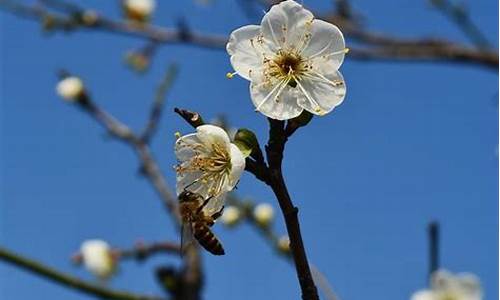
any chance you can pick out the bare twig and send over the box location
[429,0,492,49]
[0,246,165,300]
[141,64,178,143]
[0,0,497,69]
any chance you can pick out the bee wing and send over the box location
[180,222,195,255]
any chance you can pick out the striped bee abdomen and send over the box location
[193,222,225,255]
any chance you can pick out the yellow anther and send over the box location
[344,48,350,54]
[175,131,181,139]
[226,72,236,79]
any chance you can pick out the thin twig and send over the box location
[0,246,165,300]
[141,64,178,143]
[429,0,492,49]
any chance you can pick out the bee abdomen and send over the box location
[193,222,225,255]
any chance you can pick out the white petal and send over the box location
[250,80,304,120]
[176,168,205,196]
[202,192,227,216]
[410,290,436,300]
[260,0,314,50]
[302,19,346,70]
[196,125,231,150]
[227,143,245,190]
[296,69,346,116]
[227,25,267,80]
[455,273,482,299]
[432,270,456,290]
[174,133,202,162]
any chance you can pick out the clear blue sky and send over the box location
[1,1,498,299]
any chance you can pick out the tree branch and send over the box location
[0,0,497,69]
[175,109,319,300]
[264,118,319,300]
[0,246,165,300]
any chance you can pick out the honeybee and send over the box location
[178,190,225,256]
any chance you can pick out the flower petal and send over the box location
[227,25,267,80]
[227,143,245,190]
[302,19,346,70]
[260,0,314,50]
[296,69,346,116]
[174,133,202,162]
[250,79,304,120]
[455,273,482,298]
[196,125,231,150]
[410,290,435,300]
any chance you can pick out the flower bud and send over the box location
[234,128,264,162]
[81,10,99,26]
[125,51,150,73]
[220,205,241,227]
[277,235,290,253]
[123,0,156,22]
[253,203,274,227]
[56,76,85,102]
[80,239,115,280]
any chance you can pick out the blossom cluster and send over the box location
[174,0,347,216]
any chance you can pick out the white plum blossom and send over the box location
[80,240,115,280]
[411,270,482,300]
[226,0,347,120]
[56,76,84,101]
[175,125,245,214]
[123,0,156,22]
[221,205,241,226]
[253,203,274,226]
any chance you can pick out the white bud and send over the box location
[277,235,290,253]
[80,240,114,280]
[56,76,84,101]
[221,206,241,226]
[253,203,274,226]
[123,0,156,21]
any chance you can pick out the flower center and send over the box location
[176,141,232,196]
[265,49,311,88]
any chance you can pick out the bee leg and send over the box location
[196,196,214,214]
[211,206,225,221]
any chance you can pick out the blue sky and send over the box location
[0,1,498,300]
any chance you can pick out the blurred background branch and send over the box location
[0,0,497,69]
[52,67,204,300]
[0,246,166,300]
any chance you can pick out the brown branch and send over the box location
[175,108,319,300]
[0,0,497,69]
[264,119,319,300]
[0,246,165,300]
